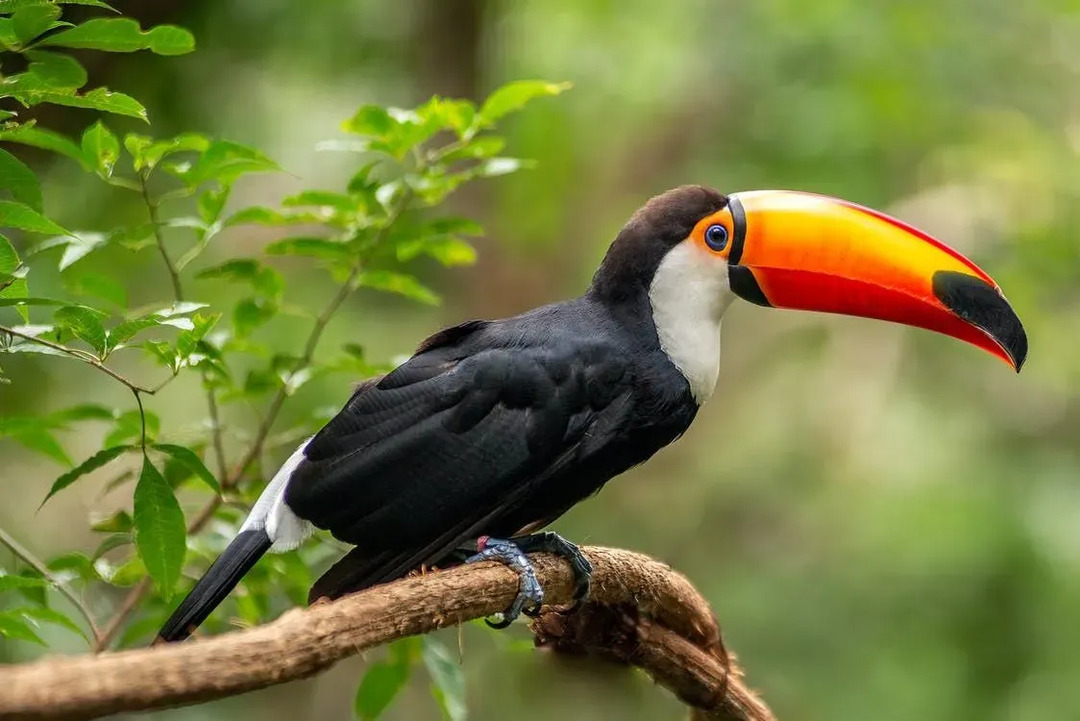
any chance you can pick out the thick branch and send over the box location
[0,547,774,721]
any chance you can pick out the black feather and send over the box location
[156,529,272,643]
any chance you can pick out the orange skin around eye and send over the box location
[690,208,736,258]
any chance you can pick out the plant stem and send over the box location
[0,325,162,394]
[141,171,184,303]
[0,525,103,646]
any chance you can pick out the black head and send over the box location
[589,186,728,303]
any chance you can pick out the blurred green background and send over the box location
[3,0,1080,719]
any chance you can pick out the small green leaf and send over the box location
[197,259,283,300]
[141,339,178,370]
[0,573,46,592]
[25,50,87,89]
[0,611,45,644]
[197,186,230,224]
[422,637,466,721]
[133,455,185,600]
[80,120,119,177]
[11,2,58,44]
[264,237,351,262]
[0,233,19,274]
[2,423,70,465]
[0,148,42,211]
[175,312,219,358]
[0,200,70,235]
[476,157,528,177]
[53,305,106,354]
[232,296,276,338]
[90,509,132,533]
[358,270,440,305]
[38,18,194,55]
[342,105,396,139]
[32,231,109,271]
[104,408,159,447]
[479,80,571,125]
[20,87,147,121]
[18,605,87,640]
[180,140,278,185]
[152,443,220,495]
[41,445,132,505]
[125,132,208,171]
[355,663,412,720]
[0,124,86,167]
[438,136,505,163]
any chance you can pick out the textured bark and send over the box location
[0,547,774,721]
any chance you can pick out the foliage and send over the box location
[0,2,567,717]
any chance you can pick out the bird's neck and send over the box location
[644,243,734,404]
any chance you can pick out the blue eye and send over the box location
[705,224,728,251]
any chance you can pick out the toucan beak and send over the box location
[727,190,1027,371]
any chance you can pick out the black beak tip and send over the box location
[932,270,1028,372]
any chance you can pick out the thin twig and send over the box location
[0,547,774,721]
[141,171,184,303]
[0,525,103,645]
[0,326,161,394]
[205,387,229,482]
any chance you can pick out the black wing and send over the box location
[284,324,634,595]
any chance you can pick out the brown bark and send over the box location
[0,547,774,721]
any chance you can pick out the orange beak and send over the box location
[726,190,1027,371]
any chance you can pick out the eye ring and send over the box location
[704,224,729,251]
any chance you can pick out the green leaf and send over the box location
[0,232,18,273]
[32,230,109,271]
[0,124,86,167]
[422,637,466,721]
[0,610,44,644]
[342,105,396,139]
[175,312,219,358]
[152,443,220,495]
[197,186,229,224]
[38,18,195,55]
[124,132,208,171]
[53,305,106,354]
[179,140,278,185]
[1,423,70,464]
[90,509,132,533]
[0,200,69,235]
[104,408,159,447]
[18,605,87,640]
[18,87,146,121]
[0,573,46,592]
[80,120,119,177]
[479,80,571,125]
[476,157,528,177]
[232,296,276,338]
[133,455,185,600]
[11,2,59,45]
[438,136,505,163]
[0,148,42,211]
[25,49,86,89]
[197,259,283,300]
[41,444,132,505]
[358,270,440,305]
[264,237,351,262]
[355,638,420,720]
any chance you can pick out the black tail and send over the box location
[156,529,272,643]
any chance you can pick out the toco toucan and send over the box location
[157,186,1027,642]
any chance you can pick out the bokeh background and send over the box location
[3,0,1080,719]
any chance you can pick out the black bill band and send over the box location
[727,194,748,266]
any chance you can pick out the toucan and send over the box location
[157,186,1027,642]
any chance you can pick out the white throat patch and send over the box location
[648,240,735,403]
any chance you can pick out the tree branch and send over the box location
[0,547,774,721]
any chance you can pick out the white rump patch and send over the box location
[648,240,735,403]
[239,438,315,552]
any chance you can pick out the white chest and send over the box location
[648,241,733,403]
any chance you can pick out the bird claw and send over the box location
[464,532,592,627]
[465,536,545,628]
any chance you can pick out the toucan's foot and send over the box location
[465,536,544,628]
[512,531,593,605]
